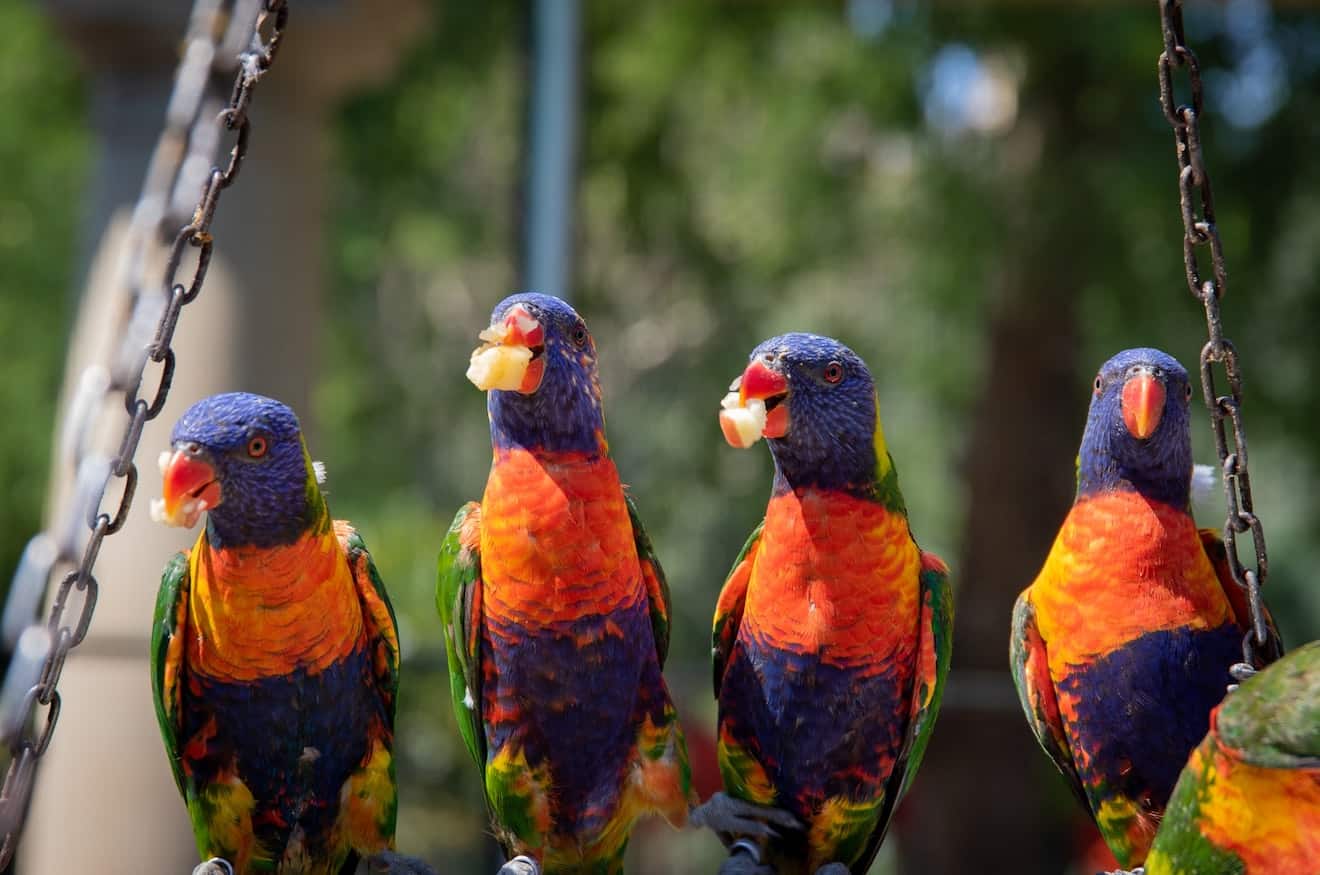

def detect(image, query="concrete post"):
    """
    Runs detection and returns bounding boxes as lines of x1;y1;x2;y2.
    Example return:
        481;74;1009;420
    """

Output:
21;3;427;872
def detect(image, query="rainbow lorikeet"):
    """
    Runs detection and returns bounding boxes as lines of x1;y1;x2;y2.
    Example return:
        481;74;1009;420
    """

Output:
437;293;693;875
697;333;953;875
150;393;400;875
1144;639;1320;875
1011;348;1283;869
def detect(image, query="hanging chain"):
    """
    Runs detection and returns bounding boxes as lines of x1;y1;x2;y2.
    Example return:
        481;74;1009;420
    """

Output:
0;1;287;865
1154;0;1276;685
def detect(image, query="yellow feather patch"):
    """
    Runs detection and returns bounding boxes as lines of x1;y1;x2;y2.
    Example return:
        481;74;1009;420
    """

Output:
339;735;396;855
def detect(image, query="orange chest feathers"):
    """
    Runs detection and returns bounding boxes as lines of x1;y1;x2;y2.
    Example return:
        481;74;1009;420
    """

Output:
186;527;364;682
479;448;644;626
743;488;922;669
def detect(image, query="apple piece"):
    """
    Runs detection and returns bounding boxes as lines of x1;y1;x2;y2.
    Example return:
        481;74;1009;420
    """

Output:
719;398;767;449
467;344;533;392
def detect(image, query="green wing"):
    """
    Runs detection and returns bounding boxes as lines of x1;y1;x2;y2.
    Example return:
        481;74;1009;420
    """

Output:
343;527;402;726
436;502;486;772
624;492;673;668
712;522;763;699
897;552;955;799
150;552;190;799
1009;592;1089;812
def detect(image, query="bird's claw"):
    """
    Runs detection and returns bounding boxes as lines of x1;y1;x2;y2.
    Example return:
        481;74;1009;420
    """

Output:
193;859;234;875
498;855;540;875
716;840;776;875
691;792;804;842
364;850;440;874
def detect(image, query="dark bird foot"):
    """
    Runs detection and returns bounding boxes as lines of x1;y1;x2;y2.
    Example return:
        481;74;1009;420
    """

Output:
192;859;234;875
815;865;850;875
716;840;777;875
691;792;804;842
364;851;440;874
498;855;540;875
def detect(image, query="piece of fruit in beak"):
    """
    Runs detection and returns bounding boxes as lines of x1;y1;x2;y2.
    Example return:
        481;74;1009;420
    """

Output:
466;304;546;392
720;387;767;448
151;446;221;528
719;359;790;446
1121;371;1165;439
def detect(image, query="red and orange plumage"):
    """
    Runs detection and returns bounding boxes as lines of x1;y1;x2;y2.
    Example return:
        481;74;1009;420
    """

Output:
1011;349;1281;869
151;393;399;875
438;294;691;875
707;334;952;875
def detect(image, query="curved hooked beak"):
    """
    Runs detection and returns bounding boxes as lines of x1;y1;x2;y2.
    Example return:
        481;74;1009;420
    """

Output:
1121;368;1166;440
151;443;221;528
466;303;547;393
719;359;791;448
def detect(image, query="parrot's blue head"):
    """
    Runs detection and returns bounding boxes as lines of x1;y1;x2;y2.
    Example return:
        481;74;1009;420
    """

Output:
732;333;899;502
158;392;325;549
471;292;606;456
1077;347;1194;508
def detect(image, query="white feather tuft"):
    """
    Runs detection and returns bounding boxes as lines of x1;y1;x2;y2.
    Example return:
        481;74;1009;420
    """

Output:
312;460;327;485
1191;463;1218;503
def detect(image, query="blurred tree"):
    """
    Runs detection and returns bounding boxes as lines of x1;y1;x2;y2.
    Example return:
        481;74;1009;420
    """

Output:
0;0;87;576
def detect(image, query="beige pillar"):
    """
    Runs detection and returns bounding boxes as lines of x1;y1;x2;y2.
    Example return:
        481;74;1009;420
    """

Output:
20;4;428;872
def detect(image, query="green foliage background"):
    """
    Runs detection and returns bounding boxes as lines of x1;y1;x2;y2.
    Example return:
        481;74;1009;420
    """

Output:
3;0;1319;872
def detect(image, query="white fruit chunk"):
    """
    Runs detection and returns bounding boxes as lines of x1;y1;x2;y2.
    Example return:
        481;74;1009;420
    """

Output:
466;344;533;392
719;397;767;449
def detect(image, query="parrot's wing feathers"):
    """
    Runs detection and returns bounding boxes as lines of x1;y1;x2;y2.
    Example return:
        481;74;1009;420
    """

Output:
851;551;954;872
624;491;672;668
150;551;191;798
1010;592;1090;812
1198;528;1284;665
712;521;764;698
436;502;487;772
340;523;402;725
896;551;954;798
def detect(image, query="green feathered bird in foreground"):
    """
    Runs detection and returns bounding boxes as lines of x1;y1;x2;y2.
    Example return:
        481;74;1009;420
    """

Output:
1143;639;1320;875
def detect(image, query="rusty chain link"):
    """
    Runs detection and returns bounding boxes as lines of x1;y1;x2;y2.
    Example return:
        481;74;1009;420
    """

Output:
1154;0;1278;686
0;0;287;865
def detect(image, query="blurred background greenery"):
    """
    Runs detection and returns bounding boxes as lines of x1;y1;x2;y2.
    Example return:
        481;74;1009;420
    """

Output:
2;0;1318;872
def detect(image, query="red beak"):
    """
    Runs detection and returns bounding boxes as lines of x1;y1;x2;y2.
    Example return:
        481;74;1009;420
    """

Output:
738;360;789;405
499;304;545;348
739;360;790;439
159;446;221;528
1121;371;1166;440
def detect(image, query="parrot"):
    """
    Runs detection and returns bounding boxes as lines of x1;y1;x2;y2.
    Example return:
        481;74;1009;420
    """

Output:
150;392;400;875
696;332;954;875
1144;639;1320;875
436;293;693;875
1010;347;1283;870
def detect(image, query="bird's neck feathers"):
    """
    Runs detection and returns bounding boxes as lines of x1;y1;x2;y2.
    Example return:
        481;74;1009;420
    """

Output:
771;399;906;514
205;442;331;551
1076;417;1191;511
488;376;608;457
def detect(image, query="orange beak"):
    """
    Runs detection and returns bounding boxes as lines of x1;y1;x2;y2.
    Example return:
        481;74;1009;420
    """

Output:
738;360;790;439
1121;371;1165;440
155;445;221;528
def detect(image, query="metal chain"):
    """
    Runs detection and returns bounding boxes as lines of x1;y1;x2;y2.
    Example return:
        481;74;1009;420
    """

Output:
0;1;288;865
1154;0;1276;684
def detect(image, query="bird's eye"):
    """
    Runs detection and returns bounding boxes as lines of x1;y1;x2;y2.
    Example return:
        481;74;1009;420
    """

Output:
1094;376;1103;393
823;362;844;384
246;436;268;458
571;324;589;348
1185;383;1193;401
